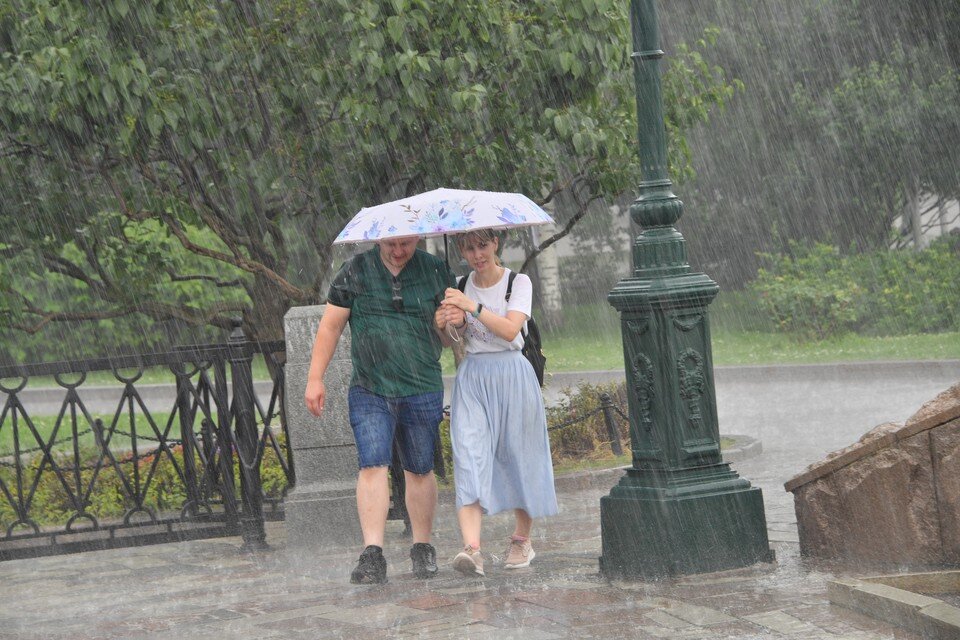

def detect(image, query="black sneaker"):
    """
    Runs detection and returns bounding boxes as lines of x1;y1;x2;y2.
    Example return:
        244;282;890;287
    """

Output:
410;542;438;579
350;545;387;584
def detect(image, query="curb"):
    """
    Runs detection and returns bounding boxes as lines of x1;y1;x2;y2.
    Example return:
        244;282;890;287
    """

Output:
829;572;960;639
550;434;762;493
530;359;960;389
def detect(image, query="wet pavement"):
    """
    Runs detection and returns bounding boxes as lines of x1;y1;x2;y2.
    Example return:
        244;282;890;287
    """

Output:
2;361;957;639
0;459;926;639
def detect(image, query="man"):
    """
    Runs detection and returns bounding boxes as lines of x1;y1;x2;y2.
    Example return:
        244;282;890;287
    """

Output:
304;236;463;584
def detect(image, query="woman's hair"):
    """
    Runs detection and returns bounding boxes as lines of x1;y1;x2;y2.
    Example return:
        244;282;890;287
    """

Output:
455;229;502;265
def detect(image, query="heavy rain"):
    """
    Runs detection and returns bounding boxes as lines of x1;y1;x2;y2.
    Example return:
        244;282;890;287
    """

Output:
0;0;958;638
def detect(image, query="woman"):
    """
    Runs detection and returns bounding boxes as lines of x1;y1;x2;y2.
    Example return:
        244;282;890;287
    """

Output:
434;229;558;577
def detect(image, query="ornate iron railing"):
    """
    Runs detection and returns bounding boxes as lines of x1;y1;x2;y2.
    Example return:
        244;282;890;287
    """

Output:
0;323;290;560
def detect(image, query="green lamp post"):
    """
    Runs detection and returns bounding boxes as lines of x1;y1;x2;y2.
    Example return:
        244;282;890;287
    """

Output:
599;0;774;578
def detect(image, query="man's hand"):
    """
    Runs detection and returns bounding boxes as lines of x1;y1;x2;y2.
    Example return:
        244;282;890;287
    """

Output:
436;303;465;329
434;305;449;330
305;377;326;417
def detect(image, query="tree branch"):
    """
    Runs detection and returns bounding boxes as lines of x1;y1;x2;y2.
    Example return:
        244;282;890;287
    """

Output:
167;271;244;288
519;189;602;274
158;212;308;302
40;251;110;298
8;297;248;335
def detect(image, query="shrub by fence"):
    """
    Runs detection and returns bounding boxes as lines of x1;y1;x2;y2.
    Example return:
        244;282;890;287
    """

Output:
751;236;960;339
438;381;629;480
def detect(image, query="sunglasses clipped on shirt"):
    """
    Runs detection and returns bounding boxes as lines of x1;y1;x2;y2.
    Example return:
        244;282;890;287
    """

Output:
391;276;404;312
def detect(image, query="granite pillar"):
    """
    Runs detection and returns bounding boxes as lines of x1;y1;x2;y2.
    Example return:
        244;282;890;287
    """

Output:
283;305;360;548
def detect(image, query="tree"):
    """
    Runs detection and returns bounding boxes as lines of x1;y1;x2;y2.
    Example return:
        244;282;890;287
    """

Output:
655;0;960;287
0;0;737;356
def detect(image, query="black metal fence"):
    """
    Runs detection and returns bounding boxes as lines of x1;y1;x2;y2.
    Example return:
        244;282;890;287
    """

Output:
0;323;290;561
0;318;629;561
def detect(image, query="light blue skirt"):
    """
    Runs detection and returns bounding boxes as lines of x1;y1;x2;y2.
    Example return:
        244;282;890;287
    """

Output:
450;350;559;518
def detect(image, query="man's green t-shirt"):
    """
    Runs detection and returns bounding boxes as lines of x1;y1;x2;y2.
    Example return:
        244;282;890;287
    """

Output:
326;248;455;398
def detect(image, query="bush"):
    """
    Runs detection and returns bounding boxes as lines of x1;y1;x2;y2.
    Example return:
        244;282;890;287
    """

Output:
546;382;630;463
0;434;290;529
851;237;960;335
435;382;629;485
750;237;960;339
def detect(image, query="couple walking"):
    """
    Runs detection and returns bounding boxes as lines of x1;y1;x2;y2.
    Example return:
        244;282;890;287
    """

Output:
304;230;558;583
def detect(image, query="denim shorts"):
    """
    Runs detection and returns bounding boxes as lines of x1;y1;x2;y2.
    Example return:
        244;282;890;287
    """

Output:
348;386;443;474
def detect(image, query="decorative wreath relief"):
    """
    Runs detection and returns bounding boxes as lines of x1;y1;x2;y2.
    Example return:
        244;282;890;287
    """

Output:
631;352;655;434
626;318;649;336
677;348;705;430
672;314;703;332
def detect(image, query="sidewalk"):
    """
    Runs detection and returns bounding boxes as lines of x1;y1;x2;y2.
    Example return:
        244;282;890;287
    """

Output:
5;360;956;639
0;451;923;639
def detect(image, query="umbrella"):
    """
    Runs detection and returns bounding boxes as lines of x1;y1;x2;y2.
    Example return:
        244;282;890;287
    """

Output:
333;188;555;245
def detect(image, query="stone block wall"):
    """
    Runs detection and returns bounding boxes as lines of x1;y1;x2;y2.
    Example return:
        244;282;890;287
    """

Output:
785;383;960;567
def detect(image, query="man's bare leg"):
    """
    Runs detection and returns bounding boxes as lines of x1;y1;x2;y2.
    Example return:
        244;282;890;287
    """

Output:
403;470;437;544
356;466;389;547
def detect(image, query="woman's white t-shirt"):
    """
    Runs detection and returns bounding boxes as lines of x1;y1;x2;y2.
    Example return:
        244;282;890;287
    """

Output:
459;268;532;355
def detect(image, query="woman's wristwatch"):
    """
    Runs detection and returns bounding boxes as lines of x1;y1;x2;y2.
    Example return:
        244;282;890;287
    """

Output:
471;303;483;318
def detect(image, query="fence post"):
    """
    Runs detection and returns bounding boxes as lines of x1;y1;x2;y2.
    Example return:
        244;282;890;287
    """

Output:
600;393;623;456
228;319;268;551
173;369;202;517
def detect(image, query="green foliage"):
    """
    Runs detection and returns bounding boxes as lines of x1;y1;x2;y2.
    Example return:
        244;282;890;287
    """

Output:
546;382;628;462
437;414;453;485
0;0;737;353
751;237;960;339
851;237;960;335
667;0;960;288
752;243;865;339
662;27;743;184
435;382;627;484
790;45;960;247
0;432;290;528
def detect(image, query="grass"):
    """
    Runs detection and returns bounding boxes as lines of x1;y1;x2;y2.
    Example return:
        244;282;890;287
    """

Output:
536;301;960;369
440;301;960;373
710;330;960;365
539;327;960;370
8;301;960;386
0;412;182;456
3;360;274;389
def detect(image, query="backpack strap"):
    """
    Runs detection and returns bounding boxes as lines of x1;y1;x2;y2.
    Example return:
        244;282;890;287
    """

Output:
504;270;528;341
459;269;528;340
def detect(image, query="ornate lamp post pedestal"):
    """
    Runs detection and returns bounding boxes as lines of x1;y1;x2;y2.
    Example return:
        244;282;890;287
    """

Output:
599;1;773;579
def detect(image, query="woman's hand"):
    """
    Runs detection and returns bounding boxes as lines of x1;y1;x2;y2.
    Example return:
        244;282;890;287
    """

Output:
442;287;477;314
438;302;466;327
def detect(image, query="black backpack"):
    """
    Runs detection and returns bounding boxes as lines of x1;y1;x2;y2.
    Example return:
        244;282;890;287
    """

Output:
458;270;546;386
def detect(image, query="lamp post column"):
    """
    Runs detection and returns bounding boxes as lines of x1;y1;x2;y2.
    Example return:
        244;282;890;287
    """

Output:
599;0;773;578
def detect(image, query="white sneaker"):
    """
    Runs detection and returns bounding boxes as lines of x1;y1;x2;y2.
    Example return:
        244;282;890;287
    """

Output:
452;545;485;577
503;537;535;569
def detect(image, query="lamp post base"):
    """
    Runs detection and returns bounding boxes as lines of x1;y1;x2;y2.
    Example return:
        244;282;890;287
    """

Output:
599;466;774;579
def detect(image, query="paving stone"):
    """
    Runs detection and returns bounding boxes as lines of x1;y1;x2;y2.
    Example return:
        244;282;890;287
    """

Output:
641;598;738;625
513;586;631;610
313;603;434;629
645;609;693;629
745;609;825;635
640;624;727;638
397;593;465;609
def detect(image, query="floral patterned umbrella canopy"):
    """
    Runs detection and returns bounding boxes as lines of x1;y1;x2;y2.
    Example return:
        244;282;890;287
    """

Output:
333;188;555;245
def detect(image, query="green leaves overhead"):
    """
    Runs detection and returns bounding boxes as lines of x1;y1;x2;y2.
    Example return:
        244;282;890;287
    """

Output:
0;0;735;348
